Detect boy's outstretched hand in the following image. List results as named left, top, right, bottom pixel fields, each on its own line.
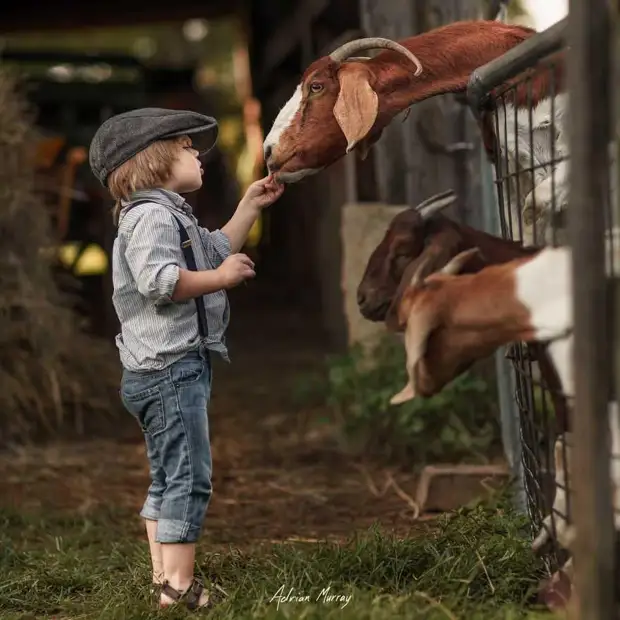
left=221, top=174, right=284, bottom=254
left=241, top=174, right=285, bottom=211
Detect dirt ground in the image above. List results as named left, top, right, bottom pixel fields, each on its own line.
left=0, top=281, right=435, bottom=549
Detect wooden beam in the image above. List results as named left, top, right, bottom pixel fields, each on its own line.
left=317, top=28, right=364, bottom=56
left=258, top=0, right=329, bottom=84
left=567, top=0, right=616, bottom=616
left=0, top=50, right=145, bottom=67
left=0, top=0, right=242, bottom=34
left=359, top=0, right=414, bottom=205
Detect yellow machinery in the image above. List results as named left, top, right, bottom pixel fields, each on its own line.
left=35, top=135, right=108, bottom=277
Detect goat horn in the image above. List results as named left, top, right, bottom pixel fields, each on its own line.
left=410, top=254, right=434, bottom=287
left=440, top=248, right=481, bottom=275
left=329, top=38, right=423, bottom=76
left=415, top=190, right=457, bottom=221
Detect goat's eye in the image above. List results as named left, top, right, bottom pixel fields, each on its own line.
left=309, top=82, right=323, bottom=94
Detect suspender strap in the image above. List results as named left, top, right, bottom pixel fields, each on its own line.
left=117, top=199, right=209, bottom=339
left=170, top=212, right=209, bottom=339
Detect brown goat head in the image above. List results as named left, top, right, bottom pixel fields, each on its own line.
left=263, top=20, right=537, bottom=183
left=261, top=47, right=417, bottom=183
left=357, top=189, right=466, bottom=322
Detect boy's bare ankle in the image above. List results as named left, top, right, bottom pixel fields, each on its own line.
left=164, top=575, right=193, bottom=592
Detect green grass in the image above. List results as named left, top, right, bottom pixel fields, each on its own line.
left=0, top=497, right=554, bottom=619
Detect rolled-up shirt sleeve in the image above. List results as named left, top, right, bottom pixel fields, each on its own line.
left=200, top=228, right=232, bottom=268
left=125, top=210, right=181, bottom=305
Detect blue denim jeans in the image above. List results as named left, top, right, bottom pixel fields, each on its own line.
left=120, top=349, right=212, bottom=543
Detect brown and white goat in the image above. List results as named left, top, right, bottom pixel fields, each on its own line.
left=391, top=246, right=572, bottom=403
left=391, top=246, right=620, bottom=556
left=263, top=20, right=567, bottom=245
left=356, top=189, right=566, bottom=422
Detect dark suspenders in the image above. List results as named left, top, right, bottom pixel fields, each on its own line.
left=116, top=199, right=209, bottom=339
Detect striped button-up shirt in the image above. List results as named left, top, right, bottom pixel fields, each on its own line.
left=112, top=188, right=231, bottom=371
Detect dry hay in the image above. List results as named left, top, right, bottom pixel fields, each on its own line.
left=0, top=68, right=121, bottom=446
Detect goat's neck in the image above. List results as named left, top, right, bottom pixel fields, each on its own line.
left=369, top=22, right=562, bottom=122
left=455, top=222, right=543, bottom=261
left=439, top=260, right=536, bottom=342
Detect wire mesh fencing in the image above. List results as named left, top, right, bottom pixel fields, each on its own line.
left=467, top=15, right=619, bottom=593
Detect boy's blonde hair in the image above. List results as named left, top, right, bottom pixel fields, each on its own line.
left=108, top=135, right=190, bottom=224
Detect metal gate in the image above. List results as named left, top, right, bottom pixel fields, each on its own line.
left=467, top=5, right=619, bottom=615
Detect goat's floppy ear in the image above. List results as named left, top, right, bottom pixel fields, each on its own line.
left=409, top=254, right=435, bottom=286
left=390, top=291, right=439, bottom=405
left=440, top=247, right=481, bottom=275
left=390, top=381, right=415, bottom=405
left=333, top=64, right=379, bottom=153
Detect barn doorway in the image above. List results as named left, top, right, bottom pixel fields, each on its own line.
left=0, top=15, right=327, bottom=350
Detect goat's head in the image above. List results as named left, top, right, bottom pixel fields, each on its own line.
left=357, top=189, right=491, bottom=327
left=357, top=191, right=458, bottom=321
left=262, top=38, right=423, bottom=184
left=263, top=21, right=540, bottom=183
left=390, top=247, right=486, bottom=405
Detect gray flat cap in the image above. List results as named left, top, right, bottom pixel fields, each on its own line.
left=89, top=107, right=219, bottom=187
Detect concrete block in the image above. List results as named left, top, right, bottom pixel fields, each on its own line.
left=340, top=202, right=408, bottom=354
left=414, top=463, right=511, bottom=513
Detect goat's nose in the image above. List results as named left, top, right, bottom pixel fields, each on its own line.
left=264, top=144, right=273, bottom=164
left=357, top=290, right=366, bottom=307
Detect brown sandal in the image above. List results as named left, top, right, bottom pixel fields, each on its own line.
left=160, top=578, right=214, bottom=610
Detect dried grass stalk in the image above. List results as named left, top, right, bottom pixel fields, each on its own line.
left=0, top=68, right=121, bottom=446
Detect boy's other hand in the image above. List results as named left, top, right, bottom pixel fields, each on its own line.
left=217, top=253, right=256, bottom=288
left=241, top=174, right=284, bottom=211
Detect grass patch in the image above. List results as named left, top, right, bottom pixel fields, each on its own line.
left=0, top=495, right=553, bottom=619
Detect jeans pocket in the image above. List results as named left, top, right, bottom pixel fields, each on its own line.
left=121, top=384, right=166, bottom=435
left=171, top=359, right=205, bottom=388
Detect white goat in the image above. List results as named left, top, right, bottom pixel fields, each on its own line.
left=494, top=94, right=570, bottom=247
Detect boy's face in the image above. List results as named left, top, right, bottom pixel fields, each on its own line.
left=167, top=137, right=203, bottom=194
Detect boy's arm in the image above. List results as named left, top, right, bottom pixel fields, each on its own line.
left=204, top=175, right=284, bottom=256
left=125, top=209, right=224, bottom=304
left=219, top=202, right=260, bottom=254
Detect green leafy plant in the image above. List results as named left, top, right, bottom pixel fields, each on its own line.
left=294, top=336, right=502, bottom=465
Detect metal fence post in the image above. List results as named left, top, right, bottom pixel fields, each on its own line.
left=479, top=143, right=527, bottom=513
left=567, top=0, right=616, bottom=616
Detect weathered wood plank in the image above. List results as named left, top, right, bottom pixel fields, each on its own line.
left=257, top=0, right=330, bottom=86
left=404, top=0, right=484, bottom=223
left=359, top=0, right=414, bottom=205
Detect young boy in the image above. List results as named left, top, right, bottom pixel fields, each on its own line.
left=89, top=108, right=284, bottom=609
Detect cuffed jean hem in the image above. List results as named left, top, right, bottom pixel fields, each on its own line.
left=139, top=497, right=162, bottom=521
left=155, top=518, right=202, bottom=543
left=121, top=350, right=213, bottom=545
